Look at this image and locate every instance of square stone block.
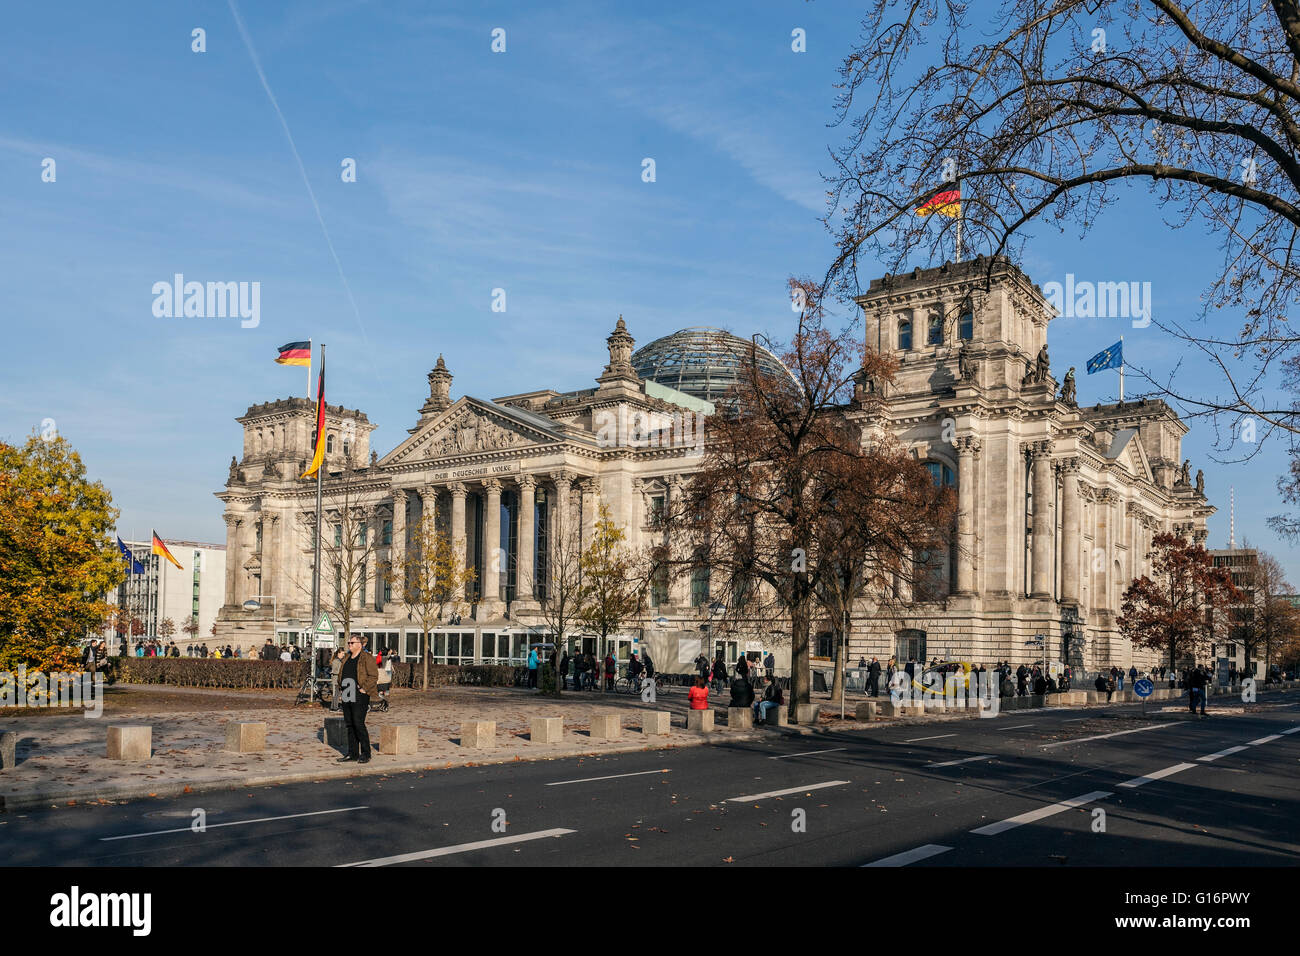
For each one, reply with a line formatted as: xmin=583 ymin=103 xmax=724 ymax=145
xmin=642 ymin=711 xmax=671 ymax=735
xmin=106 ymin=724 xmax=151 ymax=761
xmin=530 ymin=716 xmax=564 ymax=744
xmin=727 ymin=706 xmax=753 ymax=729
xmin=1028 ymin=694 xmax=1046 ymax=708
xmin=324 ymin=716 xmax=347 ymax=749
xmin=0 ymin=731 xmax=16 ymax=770
xmin=923 ymin=697 xmax=947 ymax=710
xmin=686 ymin=709 xmax=714 ymax=733
xmin=796 ymin=703 xmax=821 ymax=723
xmin=901 ymin=703 xmax=925 ymax=717
xmin=878 ymin=701 xmax=902 ymax=718
xmin=590 ymin=713 xmax=621 ymax=740
xmin=855 ymin=701 xmax=879 ymax=721
xmin=380 ymin=724 xmax=418 ymax=755
xmin=461 ymin=720 xmax=496 ymax=749
xmin=763 ymin=706 xmax=788 ymax=726
xmin=223 ymin=721 xmax=266 ymax=753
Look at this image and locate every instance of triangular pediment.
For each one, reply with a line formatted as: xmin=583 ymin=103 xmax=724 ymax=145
xmin=1107 ymin=428 xmax=1152 ymax=482
xmin=382 ymin=398 xmax=564 ymax=466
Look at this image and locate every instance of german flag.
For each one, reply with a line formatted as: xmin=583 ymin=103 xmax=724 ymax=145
xmin=276 ymin=341 xmax=311 ymax=367
xmin=152 ymin=531 xmax=184 ymax=570
xmin=916 ymin=189 xmax=961 ymax=217
xmin=301 ymin=364 xmax=326 ymax=479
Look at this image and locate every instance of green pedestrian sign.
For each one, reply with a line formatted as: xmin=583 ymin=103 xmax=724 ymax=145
xmin=314 ymin=611 xmax=334 ymax=634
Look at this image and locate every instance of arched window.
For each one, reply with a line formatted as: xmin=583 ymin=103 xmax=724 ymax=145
xmin=958 ymin=307 xmax=973 ymax=340
xmin=927 ymin=314 xmax=943 ymax=346
xmin=326 ymin=433 xmax=335 ymax=454
xmin=898 ymin=317 xmax=913 ymax=350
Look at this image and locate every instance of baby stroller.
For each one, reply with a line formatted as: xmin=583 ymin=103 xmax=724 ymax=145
xmin=370 ymin=655 xmax=393 ymax=712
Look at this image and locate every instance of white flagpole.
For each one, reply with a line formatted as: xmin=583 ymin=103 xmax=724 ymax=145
xmin=1119 ymin=335 xmax=1125 ymax=403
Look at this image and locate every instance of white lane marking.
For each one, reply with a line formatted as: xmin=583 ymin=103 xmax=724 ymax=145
xmin=1062 ymin=718 xmax=1089 ymax=723
xmin=546 ymin=769 xmax=670 ymax=786
xmin=1040 ymin=722 xmax=1177 ymax=749
xmin=725 ymin=780 xmax=851 ymax=803
xmin=337 ymin=828 xmax=575 ymax=866
xmin=1247 ymin=735 xmax=1282 ymax=745
xmin=971 ymin=791 xmax=1111 ymax=835
xmin=904 ymin=734 xmax=956 ymax=743
xmin=1281 ymin=727 xmax=1300 ymax=735
xmin=1117 ymin=763 xmax=1198 ymax=789
xmin=100 ymin=806 xmax=368 ymax=842
xmin=768 ymin=748 xmax=848 ymax=760
xmin=863 ymin=844 xmax=952 ymax=867
xmin=927 ymin=754 xmax=996 ymax=768
xmin=996 ymin=723 xmax=1035 ymax=731
xmin=1198 ymin=745 xmax=1249 ymax=762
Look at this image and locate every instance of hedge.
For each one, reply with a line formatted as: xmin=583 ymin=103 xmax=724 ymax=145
xmin=104 ymin=658 xmax=526 ymax=690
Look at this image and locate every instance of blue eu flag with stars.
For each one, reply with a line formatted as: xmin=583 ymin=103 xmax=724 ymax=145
xmin=1086 ymin=340 xmax=1123 ymax=374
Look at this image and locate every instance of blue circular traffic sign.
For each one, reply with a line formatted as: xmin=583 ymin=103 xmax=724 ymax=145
xmin=1134 ymin=678 xmax=1154 ymax=698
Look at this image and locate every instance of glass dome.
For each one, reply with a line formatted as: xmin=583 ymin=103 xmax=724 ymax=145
xmin=631 ymin=327 xmax=798 ymax=404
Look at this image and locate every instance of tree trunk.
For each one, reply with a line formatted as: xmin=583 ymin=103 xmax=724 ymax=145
xmin=421 ymin=629 xmax=429 ymax=691
xmin=789 ymin=595 xmax=811 ymax=719
xmin=830 ymin=625 xmax=845 ymax=702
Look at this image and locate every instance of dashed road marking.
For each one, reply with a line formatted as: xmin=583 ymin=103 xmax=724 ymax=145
xmin=927 ymin=754 xmax=995 ymax=768
xmin=337 ymin=828 xmax=575 ymax=866
xmin=863 ymin=844 xmax=952 ymax=867
xmin=971 ymin=791 xmax=1112 ymax=835
xmin=1117 ymin=763 xmax=1197 ymax=789
xmin=725 ymin=780 xmax=851 ymax=803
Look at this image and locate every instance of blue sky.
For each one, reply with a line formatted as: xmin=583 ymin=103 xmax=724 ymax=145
xmin=2 ymin=0 xmax=1296 ymax=579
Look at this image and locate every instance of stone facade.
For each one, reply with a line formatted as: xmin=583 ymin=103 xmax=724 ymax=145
xmin=214 ymin=259 xmax=1212 ymax=674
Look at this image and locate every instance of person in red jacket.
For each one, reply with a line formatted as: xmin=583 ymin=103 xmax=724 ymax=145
xmin=688 ymin=675 xmax=710 ymax=710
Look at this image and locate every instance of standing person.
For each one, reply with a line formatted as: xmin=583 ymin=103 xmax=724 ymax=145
xmin=291 ymin=644 xmax=302 ymax=662
xmin=337 ymin=634 xmax=377 ymax=763
xmin=559 ymin=651 xmax=571 ymax=689
xmin=572 ymin=652 xmax=586 ymax=692
xmin=711 ymin=654 xmax=727 ymax=694
xmin=603 ymin=651 xmax=616 ymax=691
xmin=643 ymin=650 xmax=656 ymax=681
xmin=688 ymin=675 xmax=710 ymax=712
xmin=1128 ymin=664 xmax=1138 ymax=689
xmin=735 ymin=654 xmax=749 ymax=680
xmin=376 ymin=650 xmax=394 ymax=705
xmin=1016 ymin=664 xmax=1028 ymax=696
xmin=1188 ymin=665 xmax=1208 ymax=716
xmin=695 ymin=654 xmax=710 ymax=682
xmin=330 ymin=649 xmax=346 ymax=712
xmin=585 ymin=652 xmax=598 ymax=690
xmin=527 ymin=646 xmax=539 ymax=689
xmin=764 ymin=651 xmax=776 ymax=676
xmin=280 ymin=645 xmax=293 ymax=663
xmin=868 ymin=657 xmax=882 ymax=697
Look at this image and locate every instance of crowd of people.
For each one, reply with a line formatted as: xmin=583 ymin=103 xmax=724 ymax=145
xmin=85 ymin=636 xmax=311 ymax=661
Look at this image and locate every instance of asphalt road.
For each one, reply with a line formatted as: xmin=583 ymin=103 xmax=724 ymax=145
xmin=4 ymin=693 xmax=1298 ymax=867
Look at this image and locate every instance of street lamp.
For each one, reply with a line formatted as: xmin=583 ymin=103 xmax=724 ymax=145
xmin=242 ymin=596 xmax=279 ymax=641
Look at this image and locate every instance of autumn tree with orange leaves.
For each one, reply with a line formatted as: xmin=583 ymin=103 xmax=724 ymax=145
xmin=665 ymin=279 xmax=955 ymax=718
xmin=0 ymin=433 xmax=123 ymax=673
xmin=1118 ymin=532 xmax=1243 ymax=673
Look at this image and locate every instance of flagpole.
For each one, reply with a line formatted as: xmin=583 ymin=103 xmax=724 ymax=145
xmin=309 ymin=344 xmax=325 ymax=702
xmin=1119 ymin=334 xmax=1125 ymax=403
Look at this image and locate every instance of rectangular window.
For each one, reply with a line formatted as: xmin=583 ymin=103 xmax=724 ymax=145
xmin=649 ymin=495 xmax=665 ymax=527
xmin=359 ymin=562 xmax=366 ymax=608
xmin=650 ymin=565 xmax=668 ymax=608
xmin=334 ymin=524 xmax=342 ymax=547
xmin=690 ymin=566 xmax=710 ymax=607
xmin=382 ymin=520 xmax=393 ymax=545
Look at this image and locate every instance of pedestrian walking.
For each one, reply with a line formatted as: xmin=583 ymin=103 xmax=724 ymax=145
xmin=711 ymin=654 xmax=727 ymax=693
xmin=1188 ymin=665 xmax=1208 ymax=716
xmin=527 ymin=646 xmax=539 ymax=689
xmin=337 ymin=633 xmax=377 ymax=763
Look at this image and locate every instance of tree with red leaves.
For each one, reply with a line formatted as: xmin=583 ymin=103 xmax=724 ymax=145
xmin=1118 ymin=532 xmax=1243 ymax=673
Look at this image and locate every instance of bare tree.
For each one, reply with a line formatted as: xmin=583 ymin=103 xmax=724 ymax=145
xmin=530 ymin=520 xmax=584 ymax=697
xmin=300 ymin=459 xmax=383 ymax=645
xmin=824 ymin=0 xmax=1300 ymax=475
xmin=391 ymin=512 xmax=474 ymax=690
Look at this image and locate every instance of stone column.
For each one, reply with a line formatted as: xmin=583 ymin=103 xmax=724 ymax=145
xmin=390 ymin=489 xmax=408 ymax=603
xmin=551 ymin=471 xmax=574 ymax=548
xmin=1097 ymin=490 xmax=1114 ymax=610
xmin=263 ymin=512 xmax=279 ymax=602
xmin=1029 ymin=441 xmax=1055 ymax=598
xmin=363 ymin=508 xmax=378 ymax=613
xmin=449 ymin=482 xmax=468 ymax=602
xmin=223 ymin=514 xmax=241 ymax=607
xmin=579 ymin=477 xmax=599 ymax=550
xmin=955 ymin=437 xmax=980 ymax=594
xmin=1060 ymin=460 xmax=1081 ymax=604
xmin=481 ymin=478 xmax=503 ymax=613
xmin=515 ymin=475 xmax=536 ymax=601
xmin=666 ymin=476 xmax=688 ymax=606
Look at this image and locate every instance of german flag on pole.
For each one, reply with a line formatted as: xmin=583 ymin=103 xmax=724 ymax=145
xmin=152 ymin=531 xmax=184 ymax=570
xmin=916 ymin=188 xmax=961 ymax=217
xmin=276 ymin=341 xmax=312 ymax=366
xmin=301 ymin=363 xmax=326 ymax=479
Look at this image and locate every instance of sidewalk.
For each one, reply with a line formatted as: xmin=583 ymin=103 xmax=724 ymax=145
xmin=2 ymin=682 xmax=1293 ymax=811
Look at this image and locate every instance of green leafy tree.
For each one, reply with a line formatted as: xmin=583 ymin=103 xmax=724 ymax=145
xmin=0 ymin=433 xmax=122 ymax=672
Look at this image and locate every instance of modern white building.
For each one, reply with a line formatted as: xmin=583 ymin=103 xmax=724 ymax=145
xmin=104 ymin=540 xmax=226 ymax=650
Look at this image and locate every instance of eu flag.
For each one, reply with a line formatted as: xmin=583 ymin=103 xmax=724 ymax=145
xmin=1086 ymin=340 xmax=1123 ymax=374
xmin=117 ymin=536 xmax=146 ymax=575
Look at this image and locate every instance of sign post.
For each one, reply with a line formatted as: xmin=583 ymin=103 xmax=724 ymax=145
xmin=1134 ymin=677 xmax=1154 ymax=716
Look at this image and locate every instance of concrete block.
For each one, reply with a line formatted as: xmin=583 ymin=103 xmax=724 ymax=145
xmin=763 ymin=707 xmax=787 ymax=726
xmin=379 ymin=724 xmax=418 ymax=755
xmin=223 ymin=721 xmax=266 ymax=753
xmin=106 ymin=724 xmax=151 ymax=761
xmin=687 ymin=709 xmax=714 ymax=733
xmin=855 ymin=701 xmax=880 ymax=721
xmin=878 ymin=701 xmax=902 ymax=717
xmin=727 ymin=706 xmax=753 ymax=729
xmin=530 ymin=716 xmax=563 ymax=744
xmin=642 ymin=711 xmax=671 ymax=735
xmin=589 ymin=713 xmax=621 ymax=740
xmin=0 ymin=731 xmax=15 ymax=770
xmin=1068 ymin=691 xmax=1089 ymax=705
xmin=461 ymin=720 xmax=496 ymax=749
xmin=1003 ymin=696 xmax=1024 ymax=710
xmin=324 ymin=716 xmax=347 ymax=749
xmin=1028 ymin=694 xmax=1046 ymax=708
xmin=901 ymin=703 xmax=925 ymax=717
xmin=796 ymin=703 xmax=821 ymax=723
